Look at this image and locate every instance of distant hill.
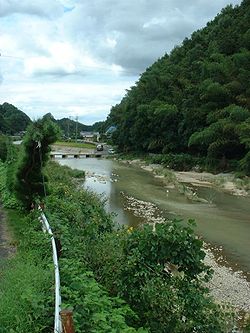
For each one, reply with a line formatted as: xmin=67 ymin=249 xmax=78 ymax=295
xmin=0 ymin=104 xmax=93 ymax=137
xmin=0 ymin=102 xmax=31 ymax=134
xmin=106 ymin=0 xmax=250 ymax=173
xmin=42 ymin=113 xmax=93 ymax=138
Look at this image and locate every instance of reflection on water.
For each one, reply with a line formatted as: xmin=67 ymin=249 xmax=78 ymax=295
xmin=58 ymin=158 xmax=250 ymax=275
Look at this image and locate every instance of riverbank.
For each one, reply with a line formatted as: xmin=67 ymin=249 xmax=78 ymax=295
xmin=80 ymin=161 xmax=250 ymax=316
xmin=51 ymin=146 xmax=250 ymax=197
xmin=57 ymin=156 xmax=250 ymax=325
xmin=120 ymin=158 xmax=250 ymax=197
xmin=204 ymin=245 xmax=250 ymax=313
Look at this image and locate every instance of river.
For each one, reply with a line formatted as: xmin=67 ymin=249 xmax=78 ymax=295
xmin=58 ymin=157 xmax=250 ymax=279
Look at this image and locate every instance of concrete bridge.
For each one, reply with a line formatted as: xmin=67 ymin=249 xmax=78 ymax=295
xmin=50 ymin=152 xmax=103 ymax=159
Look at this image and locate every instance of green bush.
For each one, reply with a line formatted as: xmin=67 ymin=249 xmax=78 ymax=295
xmin=0 ymin=162 xmax=20 ymax=208
xmin=150 ymin=153 xmax=206 ymax=171
xmin=60 ymin=258 xmax=147 ymax=333
xmin=85 ymin=222 xmax=232 ymax=333
xmin=0 ymin=135 xmax=8 ymax=162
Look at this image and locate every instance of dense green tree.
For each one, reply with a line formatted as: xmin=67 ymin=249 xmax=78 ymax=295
xmin=105 ymin=0 xmax=250 ymax=173
xmin=13 ymin=117 xmax=60 ymax=209
xmin=0 ymin=102 xmax=31 ymax=134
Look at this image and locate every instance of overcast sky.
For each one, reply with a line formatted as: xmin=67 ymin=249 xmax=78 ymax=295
xmin=0 ymin=0 xmax=242 ymax=125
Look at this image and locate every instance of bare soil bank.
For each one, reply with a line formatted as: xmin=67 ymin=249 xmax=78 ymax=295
xmin=0 ymin=207 xmax=16 ymax=260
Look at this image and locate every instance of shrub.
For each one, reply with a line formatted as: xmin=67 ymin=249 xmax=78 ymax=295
xmin=150 ymin=153 xmax=206 ymax=171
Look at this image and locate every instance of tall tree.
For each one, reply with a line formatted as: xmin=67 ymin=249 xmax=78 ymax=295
xmin=13 ymin=116 xmax=60 ymax=209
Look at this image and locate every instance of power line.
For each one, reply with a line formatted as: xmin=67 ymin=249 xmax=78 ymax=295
xmin=0 ymin=52 xmax=24 ymax=60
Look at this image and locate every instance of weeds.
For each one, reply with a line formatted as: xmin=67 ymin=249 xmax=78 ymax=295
xmin=0 ymin=210 xmax=54 ymax=333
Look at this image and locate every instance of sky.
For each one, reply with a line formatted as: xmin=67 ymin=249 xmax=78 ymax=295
xmin=0 ymin=0 xmax=242 ymax=125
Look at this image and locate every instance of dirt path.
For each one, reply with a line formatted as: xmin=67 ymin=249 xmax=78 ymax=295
xmin=0 ymin=206 xmax=16 ymax=260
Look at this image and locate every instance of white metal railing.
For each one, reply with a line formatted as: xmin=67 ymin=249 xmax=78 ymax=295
xmin=39 ymin=210 xmax=62 ymax=333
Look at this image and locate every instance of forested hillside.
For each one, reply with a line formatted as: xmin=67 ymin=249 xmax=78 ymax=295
xmin=0 ymin=103 xmax=31 ymax=134
xmin=106 ymin=0 xmax=250 ymax=173
xmin=0 ymin=104 xmax=92 ymax=137
xmin=43 ymin=113 xmax=92 ymax=137
xmin=58 ymin=118 xmax=92 ymax=136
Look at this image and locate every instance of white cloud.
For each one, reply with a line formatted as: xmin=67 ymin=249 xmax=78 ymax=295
xmin=0 ymin=0 xmax=64 ymax=18
xmin=0 ymin=0 xmax=242 ymax=124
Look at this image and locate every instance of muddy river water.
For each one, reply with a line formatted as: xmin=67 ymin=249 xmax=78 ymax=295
xmin=58 ymin=158 xmax=250 ymax=278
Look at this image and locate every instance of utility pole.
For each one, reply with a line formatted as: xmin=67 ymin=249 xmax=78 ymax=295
xmin=68 ymin=116 xmax=72 ymax=140
xmin=75 ymin=115 xmax=78 ymax=143
xmin=67 ymin=118 xmax=70 ymax=139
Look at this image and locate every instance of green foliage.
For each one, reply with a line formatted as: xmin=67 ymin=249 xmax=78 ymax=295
xmin=0 ymin=102 xmax=31 ymax=135
xmin=0 ymin=258 xmax=53 ymax=333
xmin=43 ymin=162 xmax=148 ymax=332
xmin=85 ymin=221 xmax=232 ymax=333
xmin=105 ymin=1 xmax=250 ymax=174
xmin=0 ymin=135 xmax=9 ymax=162
xmin=60 ymin=258 xmax=147 ymax=333
xmin=0 ymin=160 xmax=234 ymax=332
xmin=54 ymin=141 xmax=95 ymax=149
xmin=13 ymin=117 xmax=60 ymax=209
xmin=239 ymin=151 xmax=250 ymax=174
xmin=57 ymin=164 xmax=85 ymax=179
xmin=149 ymin=153 xmax=206 ymax=171
xmin=40 ymin=113 xmax=93 ymax=139
xmin=0 ymin=162 xmax=20 ymax=208
xmin=0 ymin=210 xmax=54 ymax=333
xmin=43 ymin=162 xmax=232 ymax=333
xmin=57 ymin=117 xmax=92 ymax=138
xmin=92 ymin=120 xmax=106 ymax=133
xmin=189 ymin=105 xmax=250 ymax=169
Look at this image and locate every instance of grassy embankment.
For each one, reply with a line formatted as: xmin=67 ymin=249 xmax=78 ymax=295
xmin=0 ymin=162 xmax=54 ymax=332
xmin=54 ymin=141 xmax=96 ymax=149
xmin=0 ymin=161 xmax=147 ymax=333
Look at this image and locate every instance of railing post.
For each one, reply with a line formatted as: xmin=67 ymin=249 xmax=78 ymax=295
xmin=60 ymin=309 xmax=75 ymax=333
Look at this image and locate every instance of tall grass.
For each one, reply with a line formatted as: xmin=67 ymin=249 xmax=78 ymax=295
xmin=54 ymin=141 xmax=95 ymax=149
xmin=0 ymin=258 xmax=53 ymax=333
xmin=0 ymin=208 xmax=54 ymax=333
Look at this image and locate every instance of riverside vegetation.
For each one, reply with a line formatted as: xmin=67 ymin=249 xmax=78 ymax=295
xmin=1 ymin=118 xmax=249 ymax=332
xmin=0 ymin=159 xmax=237 ymax=333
